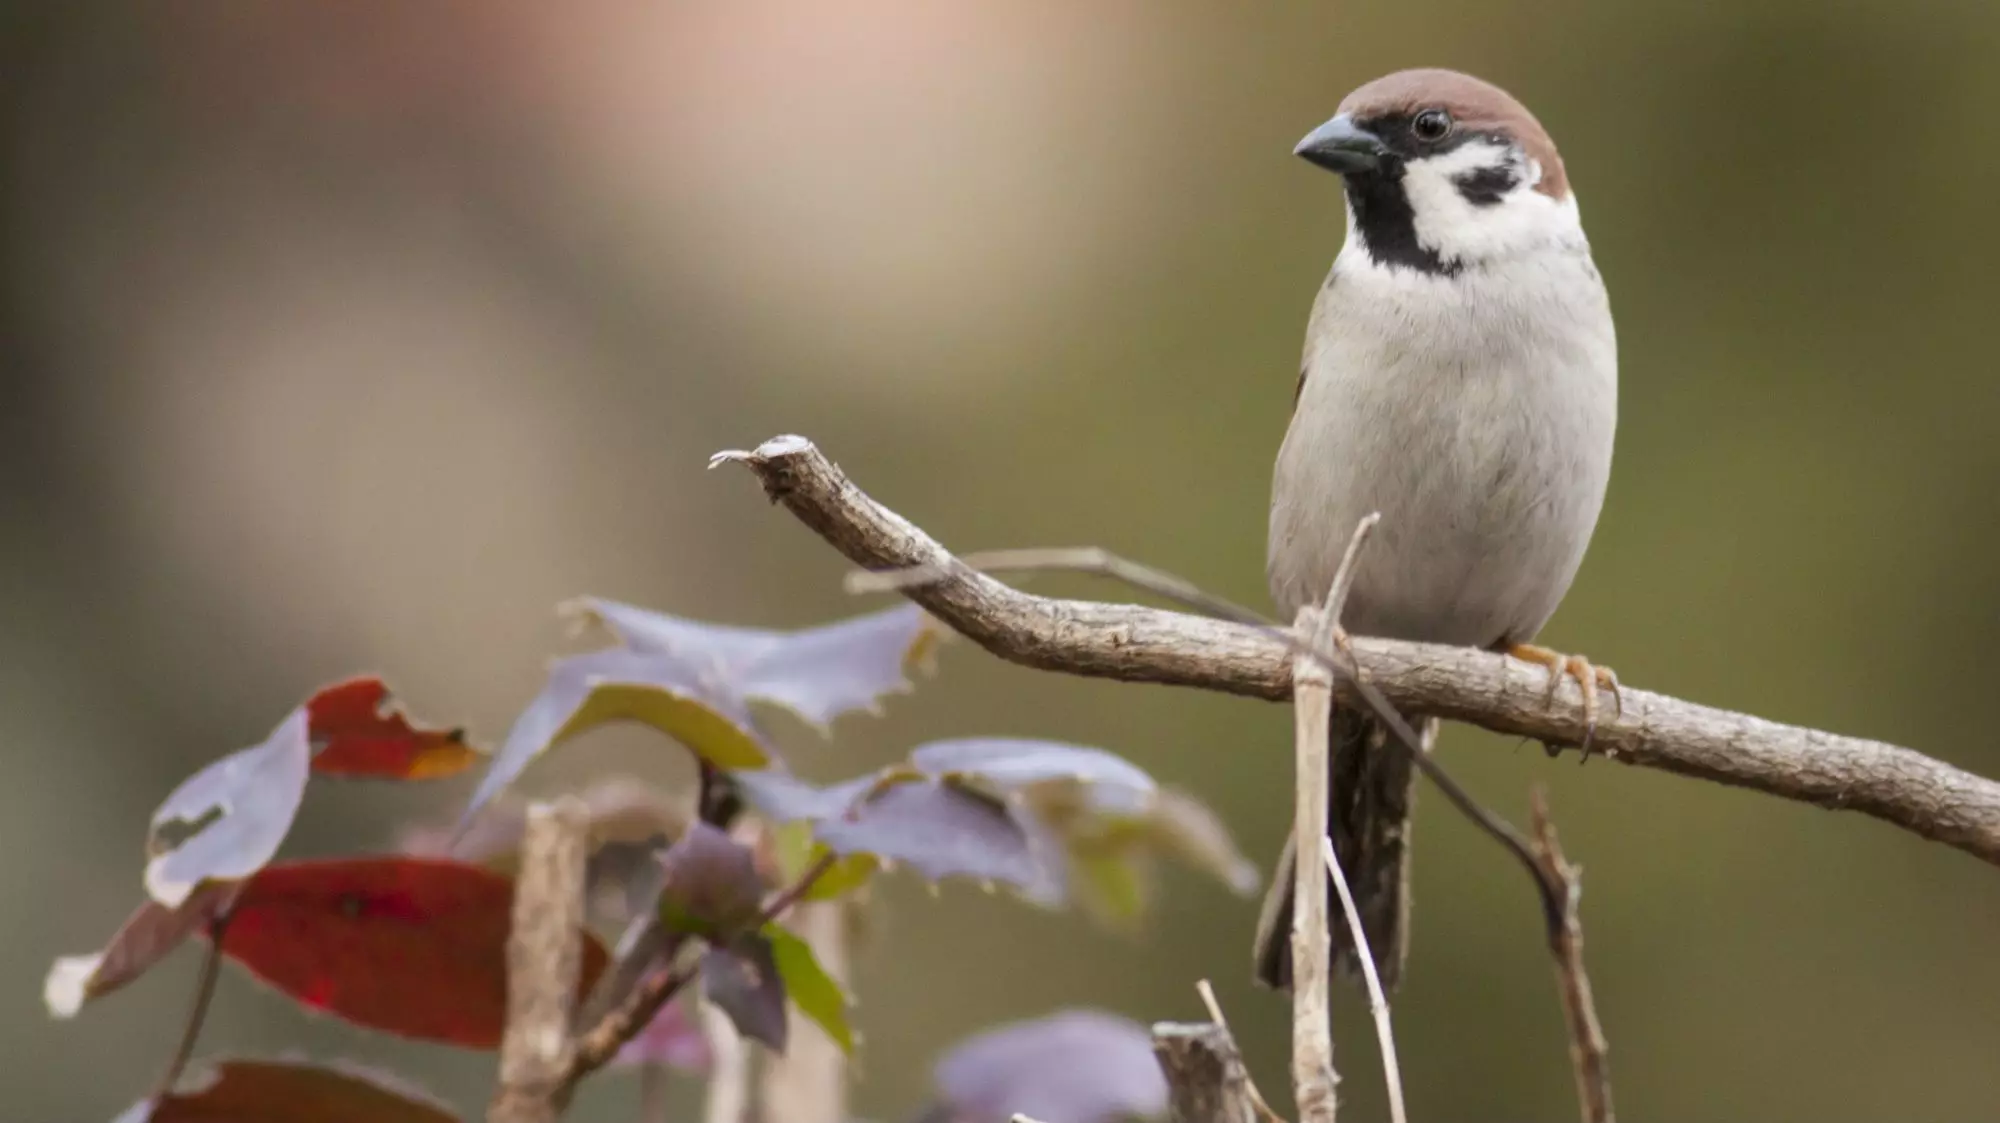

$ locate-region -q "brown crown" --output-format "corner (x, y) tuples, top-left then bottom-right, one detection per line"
(1338, 69), (1568, 199)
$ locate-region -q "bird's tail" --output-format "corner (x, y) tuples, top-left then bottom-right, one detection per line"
(1252, 706), (1429, 992)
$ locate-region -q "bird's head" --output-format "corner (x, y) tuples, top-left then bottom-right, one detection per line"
(1296, 69), (1585, 274)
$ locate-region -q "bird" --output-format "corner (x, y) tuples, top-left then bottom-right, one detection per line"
(1252, 68), (1619, 993)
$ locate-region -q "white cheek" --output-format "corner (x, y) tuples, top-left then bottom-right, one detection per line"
(1398, 141), (1584, 263)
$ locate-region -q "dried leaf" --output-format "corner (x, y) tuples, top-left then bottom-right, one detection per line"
(571, 599), (942, 731)
(146, 709), (313, 908)
(307, 677), (480, 780)
(702, 936), (787, 1052)
(44, 883), (237, 1019)
(461, 649), (774, 827)
(767, 924), (853, 1053)
(611, 995), (715, 1073)
(932, 1010), (1167, 1123)
(217, 856), (608, 1048)
(656, 822), (766, 938)
(116, 1057), (460, 1122)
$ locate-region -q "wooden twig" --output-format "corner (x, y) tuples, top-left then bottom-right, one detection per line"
(490, 798), (591, 1123)
(1291, 605), (1339, 1123)
(1529, 789), (1615, 1123)
(1194, 981), (1286, 1123)
(1319, 837), (1406, 1123)
(1153, 1021), (1261, 1123)
(712, 435), (2000, 869)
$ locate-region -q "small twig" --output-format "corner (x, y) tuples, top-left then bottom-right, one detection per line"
(1529, 789), (1615, 1123)
(1320, 837), (1407, 1123)
(153, 912), (230, 1099)
(1194, 981), (1287, 1123)
(490, 798), (592, 1123)
(1290, 602), (1339, 1123)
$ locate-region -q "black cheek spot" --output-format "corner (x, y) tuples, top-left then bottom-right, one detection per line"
(1453, 166), (1517, 207)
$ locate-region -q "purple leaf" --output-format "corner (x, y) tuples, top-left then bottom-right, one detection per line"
(814, 775), (1064, 903)
(911, 738), (1259, 920)
(461, 649), (774, 828)
(933, 1010), (1167, 1123)
(910, 738), (1157, 817)
(570, 599), (942, 731)
(702, 936), (788, 1052)
(656, 822), (766, 937)
(145, 708), (312, 908)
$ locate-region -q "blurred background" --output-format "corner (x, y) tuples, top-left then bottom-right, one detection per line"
(8, 2), (1999, 1120)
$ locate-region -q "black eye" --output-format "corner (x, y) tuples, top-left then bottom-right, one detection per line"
(1411, 109), (1453, 142)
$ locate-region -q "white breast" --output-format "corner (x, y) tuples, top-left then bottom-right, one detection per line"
(1267, 218), (1617, 647)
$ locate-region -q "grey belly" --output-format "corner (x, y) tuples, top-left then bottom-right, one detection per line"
(1267, 377), (1608, 649)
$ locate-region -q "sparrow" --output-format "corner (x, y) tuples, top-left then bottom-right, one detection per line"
(1252, 69), (1619, 992)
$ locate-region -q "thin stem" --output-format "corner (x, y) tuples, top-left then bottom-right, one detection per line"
(153, 913), (229, 1099)
(1320, 837), (1408, 1123)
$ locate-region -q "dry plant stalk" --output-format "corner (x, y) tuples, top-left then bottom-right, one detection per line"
(1290, 604), (1339, 1123)
(490, 798), (590, 1123)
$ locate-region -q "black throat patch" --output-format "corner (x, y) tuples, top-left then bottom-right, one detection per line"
(1343, 167), (1459, 277)
(1338, 117), (1521, 276)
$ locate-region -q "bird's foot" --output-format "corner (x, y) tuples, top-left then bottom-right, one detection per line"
(1505, 643), (1622, 759)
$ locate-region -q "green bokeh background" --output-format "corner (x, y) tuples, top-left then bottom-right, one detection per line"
(5, 3), (1997, 1120)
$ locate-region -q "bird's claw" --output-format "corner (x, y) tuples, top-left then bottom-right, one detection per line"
(1506, 643), (1621, 759)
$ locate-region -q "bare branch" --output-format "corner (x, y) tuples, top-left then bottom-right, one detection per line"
(1320, 837), (1406, 1123)
(1530, 789), (1615, 1123)
(712, 435), (2000, 869)
(490, 798), (591, 1123)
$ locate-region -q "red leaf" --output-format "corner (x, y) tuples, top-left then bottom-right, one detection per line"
(121, 1057), (460, 1122)
(307, 677), (480, 781)
(216, 856), (608, 1048)
(44, 883), (237, 1018)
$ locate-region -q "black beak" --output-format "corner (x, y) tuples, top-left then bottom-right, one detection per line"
(1295, 114), (1385, 175)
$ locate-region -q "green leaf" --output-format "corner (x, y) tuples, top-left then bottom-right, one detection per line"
(767, 924), (854, 1053)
